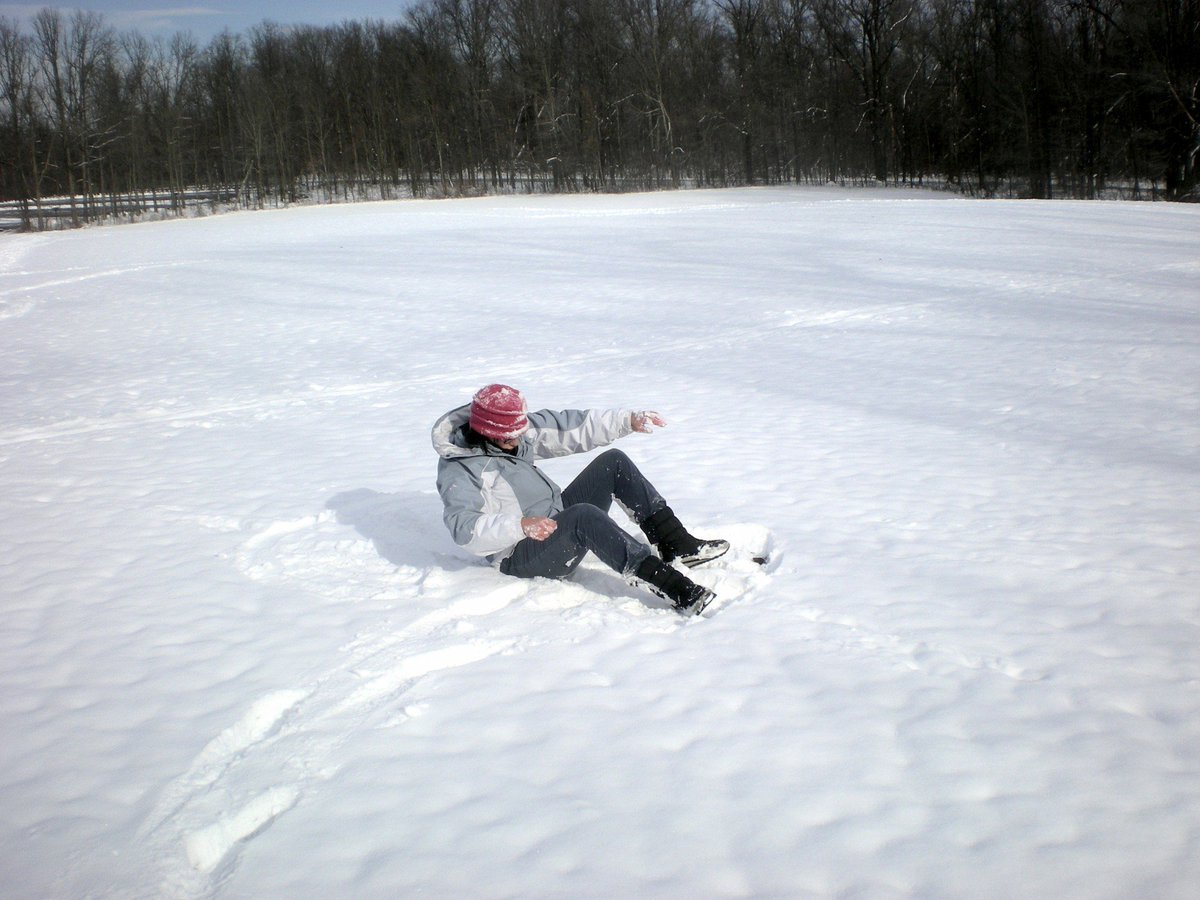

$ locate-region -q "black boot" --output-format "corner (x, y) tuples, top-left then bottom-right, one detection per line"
(635, 556), (715, 616)
(641, 506), (730, 568)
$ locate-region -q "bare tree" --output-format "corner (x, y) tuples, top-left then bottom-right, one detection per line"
(1122, 0), (1200, 199)
(618, 0), (708, 186)
(31, 8), (114, 222)
(0, 18), (39, 225)
(815, 0), (915, 183)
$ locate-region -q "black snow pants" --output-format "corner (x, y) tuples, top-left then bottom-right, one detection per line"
(499, 449), (665, 580)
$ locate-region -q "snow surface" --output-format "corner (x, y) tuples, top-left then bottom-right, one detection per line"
(1, 187), (1198, 898)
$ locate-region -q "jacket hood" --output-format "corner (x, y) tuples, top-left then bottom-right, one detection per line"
(433, 404), (526, 461)
(431, 404), (476, 459)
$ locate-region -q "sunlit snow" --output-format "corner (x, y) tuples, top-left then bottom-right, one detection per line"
(1, 187), (1198, 897)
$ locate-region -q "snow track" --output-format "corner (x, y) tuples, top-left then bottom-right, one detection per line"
(130, 503), (772, 893)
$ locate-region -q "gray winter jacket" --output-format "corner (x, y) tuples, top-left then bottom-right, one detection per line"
(432, 403), (634, 563)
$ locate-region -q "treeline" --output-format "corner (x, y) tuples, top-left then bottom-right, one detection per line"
(1, 0), (1198, 228)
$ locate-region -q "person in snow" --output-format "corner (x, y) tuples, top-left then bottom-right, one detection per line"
(431, 384), (729, 615)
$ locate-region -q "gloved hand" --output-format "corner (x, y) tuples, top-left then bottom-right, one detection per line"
(521, 516), (557, 540)
(632, 411), (666, 433)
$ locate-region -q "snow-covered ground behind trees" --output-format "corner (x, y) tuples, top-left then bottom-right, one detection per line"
(1, 187), (1198, 898)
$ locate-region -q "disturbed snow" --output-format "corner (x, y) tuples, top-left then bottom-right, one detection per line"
(1, 187), (1198, 898)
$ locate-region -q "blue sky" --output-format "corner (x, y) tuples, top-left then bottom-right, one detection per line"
(0, 2), (417, 40)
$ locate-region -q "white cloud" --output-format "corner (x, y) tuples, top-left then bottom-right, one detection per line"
(0, 5), (224, 36)
(111, 7), (224, 34)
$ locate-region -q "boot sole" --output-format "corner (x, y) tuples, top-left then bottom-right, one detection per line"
(679, 542), (730, 568)
(676, 588), (716, 616)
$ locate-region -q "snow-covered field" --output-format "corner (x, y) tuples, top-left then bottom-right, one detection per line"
(1, 187), (1198, 898)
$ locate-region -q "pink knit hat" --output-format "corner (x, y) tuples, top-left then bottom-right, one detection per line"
(469, 384), (529, 440)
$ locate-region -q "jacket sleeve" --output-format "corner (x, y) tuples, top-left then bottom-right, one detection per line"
(524, 408), (633, 459)
(437, 458), (526, 558)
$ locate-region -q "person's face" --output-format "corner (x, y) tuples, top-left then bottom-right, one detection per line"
(491, 435), (521, 451)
